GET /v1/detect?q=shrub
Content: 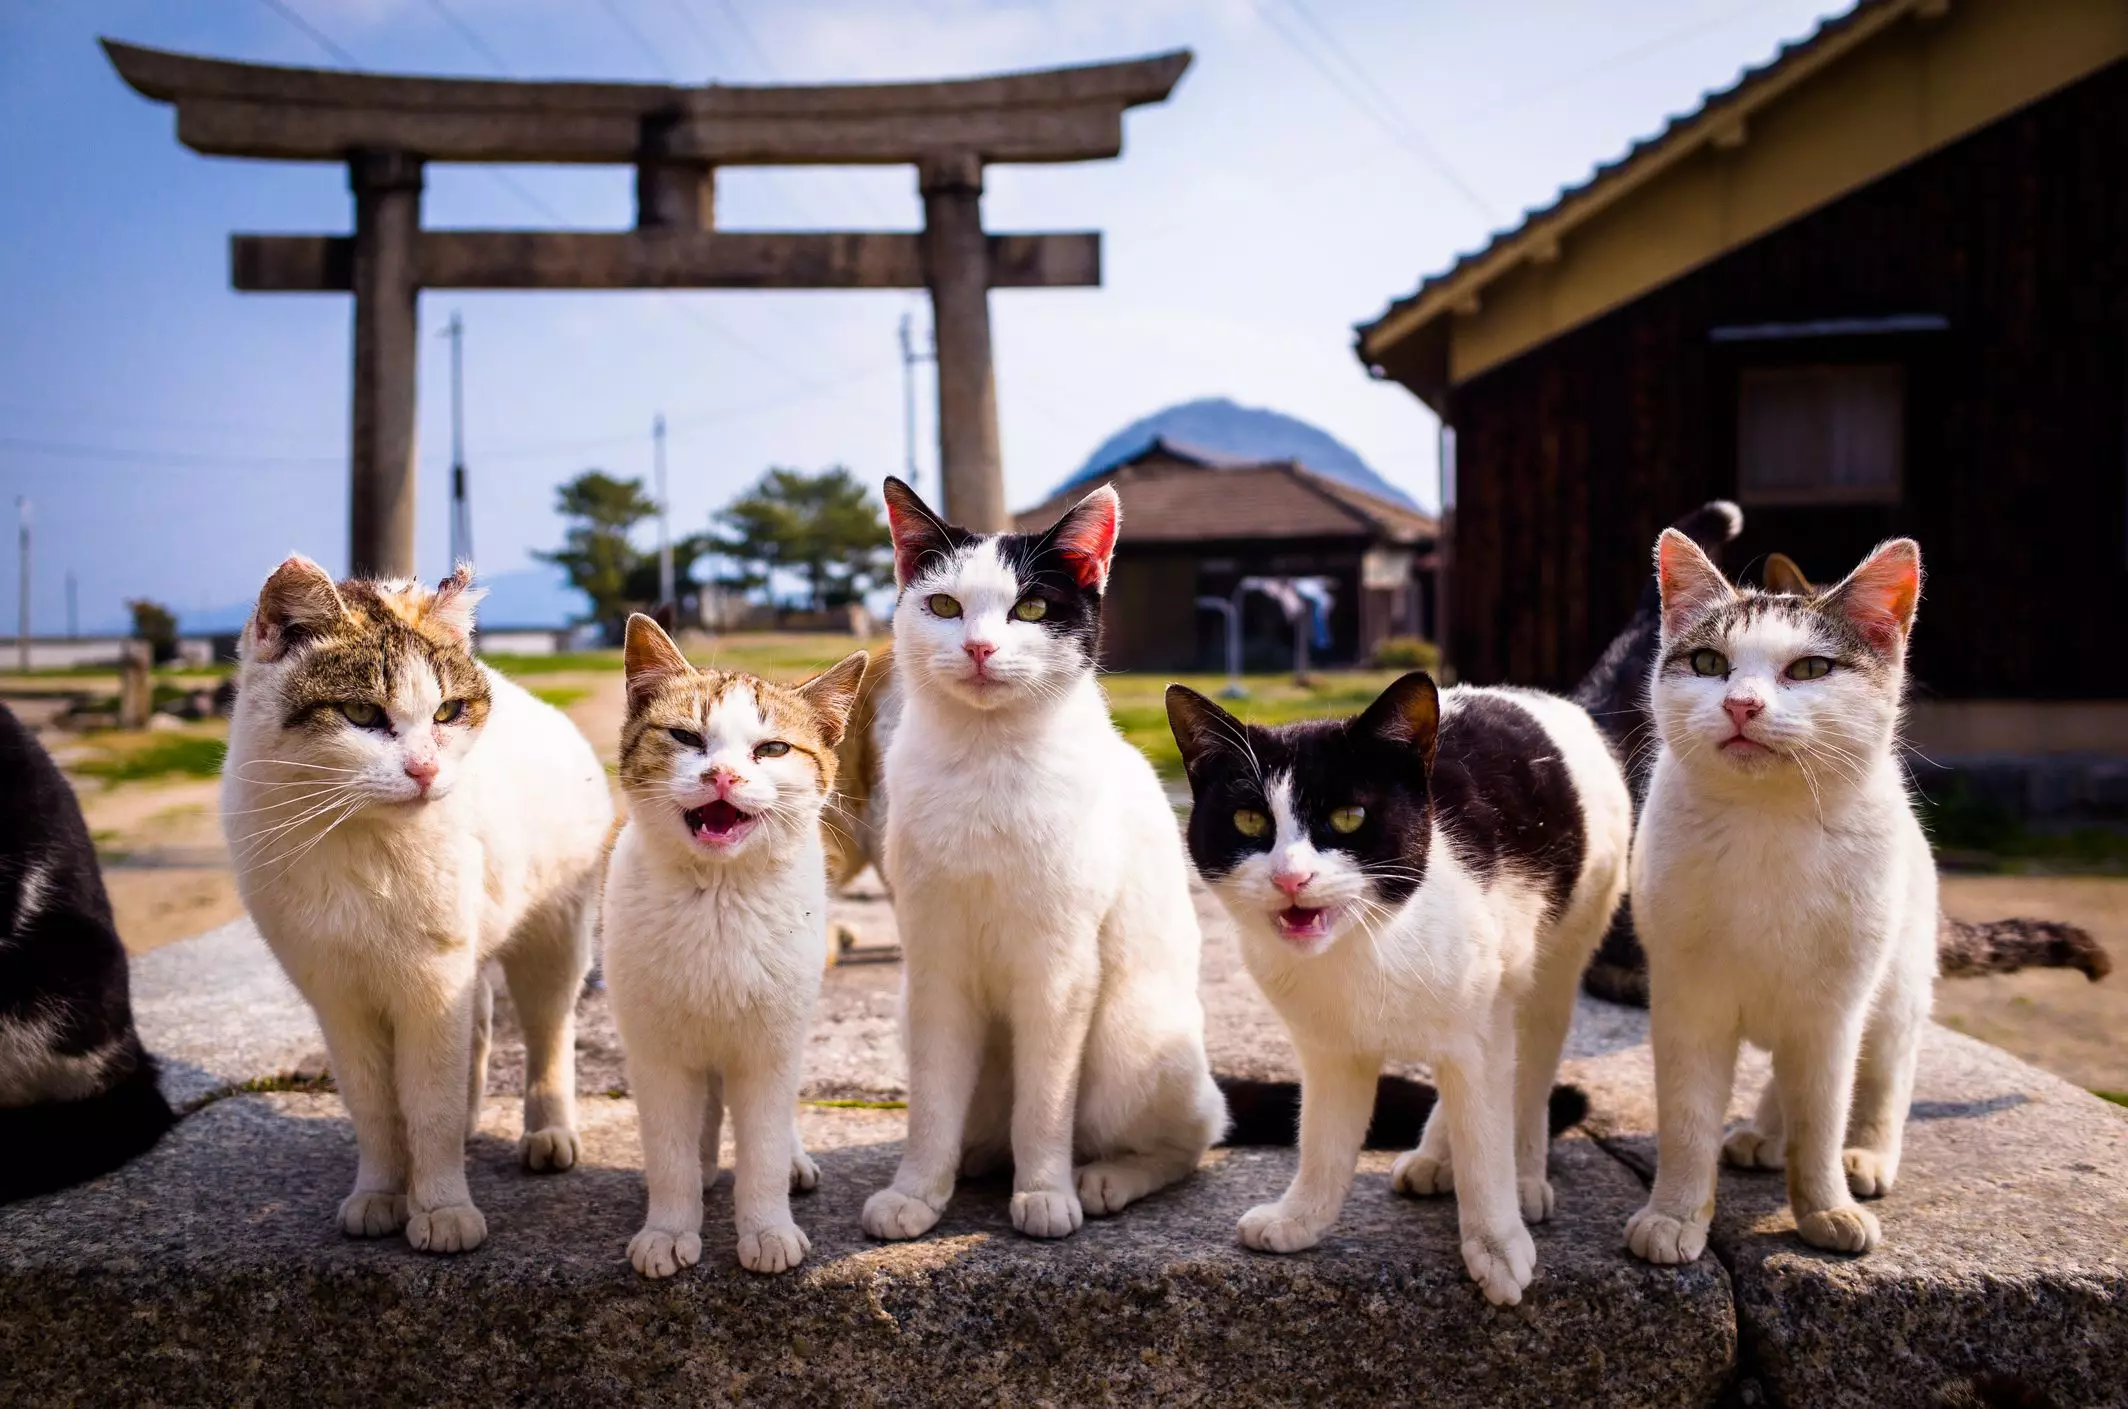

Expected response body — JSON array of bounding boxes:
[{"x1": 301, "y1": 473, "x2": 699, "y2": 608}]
[{"x1": 1370, "y1": 636, "x2": 1441, "y2": 672}]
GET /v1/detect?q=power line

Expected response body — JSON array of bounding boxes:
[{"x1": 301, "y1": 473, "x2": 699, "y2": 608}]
[
  {"x1": 660, "y1": 0, "x2": 730, "y2": 73},
  {"x1": 422, "y1": 0, "x2": 514, "y2": 76},
  {"x1": 255, "y1": 0, "x2": 359, "y2": 66},
  {"x1": 593, "y1": 0, "x2": 674, "y2": 78}
]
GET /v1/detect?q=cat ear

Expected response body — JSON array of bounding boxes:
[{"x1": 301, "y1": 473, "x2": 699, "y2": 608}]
[
  {"x1": 1045, "y1": 486, "x2": 1121, "y2": 591},
  {"x1": 424, "y1": 562, "x2": 486, "y2": 645},
  {"x1": 1352, "y1": 671, "x2": 1440, "y2": 773},
  {"x1": 248, "y1": 554, "x2": 346, "y2": 662},
  {"x1": 1165, "y1": 684, "x2": 1247, "y2": 787},
  {"x1": 1762, "y1": 552, "x2": 1814, "y2": 596},
  {"x1": 797, "y1": 650, "x2": 868, "y2": 748},
  {"x1": 623, "y1": 613, "x2": 692, "y2": 711},
  {"x1": 1656, "y1": 527, "x2": 1735, "y2": 636},
  {"x1": 882, "y1": 476, "x2": 957, "y2": 589},
  {"x1": 1821, "y1": 539, "x2": 1921, "y2": 654}
]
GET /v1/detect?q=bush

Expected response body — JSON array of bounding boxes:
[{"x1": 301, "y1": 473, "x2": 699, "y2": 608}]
[{"x1": 1370, "y1": 636, "x2": 1441, "y2": 672}]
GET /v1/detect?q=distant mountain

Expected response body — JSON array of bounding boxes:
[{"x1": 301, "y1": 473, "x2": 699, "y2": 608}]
[{"x1": 1060, "y1": 398, "x2": 1418, "y2": 508}]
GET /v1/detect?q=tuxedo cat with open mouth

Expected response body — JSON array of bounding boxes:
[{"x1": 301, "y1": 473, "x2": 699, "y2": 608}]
[{"x1": 1169, "y1": 675, "x2": 1631, "y2": 1305}]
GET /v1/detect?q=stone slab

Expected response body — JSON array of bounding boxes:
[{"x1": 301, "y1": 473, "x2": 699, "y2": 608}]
[
  {"x1": 0, "y1": 1094, "x2": 1732, "y2": 1407},
  {"x1": 127, "y1": 917, "x2": 323, "y2": 1108}
]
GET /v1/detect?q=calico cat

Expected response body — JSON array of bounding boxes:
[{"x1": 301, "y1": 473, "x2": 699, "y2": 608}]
[
  {"x1": 1626, "y1": 534, "x2": 1936, "y2": 1262},
  {"x1": 0, "y1": 704, "x2": 175, "y2": 1201},
  {"x1": 860, "y1": 476, "x2": 1226, "y2": 1243},
  {"x1": 221, "y1": 558, "x2": 611, "y2": 1253},
  {"x1": 1168, "y1": 674, "x2": 1632, "y2": 1306},
  {"x1": 601, "y1": 616, "x2": 866, "y2": 1278}
]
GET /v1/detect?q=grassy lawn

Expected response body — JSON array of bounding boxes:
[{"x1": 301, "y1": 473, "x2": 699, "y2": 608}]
[
  {"x1": 71, "y1": 728, "x2": 229, "y2": 784},
  {"x1": 484, "y1": 633, "x2": 877, "y2": 680},
  {"x1": 1106, "y1": 670, "x2": 1405, "y2": 778}
]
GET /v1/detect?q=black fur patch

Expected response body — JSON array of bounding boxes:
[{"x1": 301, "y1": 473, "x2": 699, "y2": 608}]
[{"x1": 990, "y1": 530, "x2": 1104, "y2": 667}]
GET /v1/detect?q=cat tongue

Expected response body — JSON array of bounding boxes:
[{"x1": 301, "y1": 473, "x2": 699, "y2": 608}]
[
  {"x1": 692, "y1": 799, "x2": 751, "y2": 839},
  {"x1": 1276, "y1": 906, "x2": 1331, "y2": 940}
]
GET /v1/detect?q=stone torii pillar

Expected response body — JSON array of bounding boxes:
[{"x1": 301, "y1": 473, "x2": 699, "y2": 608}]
[{"x1": 104, "y1": 40, "x2": 1192, "y2": 572}]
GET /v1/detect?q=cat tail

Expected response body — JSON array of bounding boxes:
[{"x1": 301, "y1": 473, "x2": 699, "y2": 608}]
[
  {"x1": 1938, "y1": 914, "x2": 2112, "y2": 982},
  {"x1": 0, "y1": 1047, "x2": 176, "y2": 1203},
  {"x1": 1215, "y1": 1074, "x2": 1589, "y2": 1149}
]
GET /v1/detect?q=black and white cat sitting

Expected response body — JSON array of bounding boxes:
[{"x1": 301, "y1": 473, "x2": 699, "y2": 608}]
[{"x1": 0, "y1": 704, "x2": 174, "y2": 1201}]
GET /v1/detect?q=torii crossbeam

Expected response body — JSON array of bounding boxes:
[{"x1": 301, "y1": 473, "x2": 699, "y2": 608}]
[{"x1": 104, "y1": 39, "x2": 1190, "y2": 576}]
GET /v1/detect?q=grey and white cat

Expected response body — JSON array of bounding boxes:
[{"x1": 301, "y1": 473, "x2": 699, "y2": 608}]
[{"x1": 1626, "y1": 533, "x2": 1936, "y2": 1262}]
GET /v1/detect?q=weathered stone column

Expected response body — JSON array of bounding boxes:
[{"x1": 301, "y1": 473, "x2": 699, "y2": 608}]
[
  {"x1": 348, "y1": 150, "x2": 423, "y2": 578},
  {"x1": 919, "y1": 153, "x2": 1007, "y2": 532}
]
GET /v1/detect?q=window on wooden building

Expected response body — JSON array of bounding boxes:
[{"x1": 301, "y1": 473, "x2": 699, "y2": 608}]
[{"x1": 1736, "y1": 364, "x2": 1903, "y2": 505}]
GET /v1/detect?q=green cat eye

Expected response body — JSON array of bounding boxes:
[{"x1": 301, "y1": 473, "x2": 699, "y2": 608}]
[
  {"x1": 1689, "y1": 649, "x2": 1730, "y2": 678},
  {"x1": 1233, "y1": 808, "x2": 1269, "y2": 839},
  {"x1": 1785, "y1": 656, "x2": 1834, "y2": 681},
  {"x1": 433, "y1": 700, "x2": 465, "y2": 724},
  {"x1": 339, "y1": 701, "x2": 385, "y2": 729},
  {"x1": 1012, "y1": 597, "x2": 1048, "y2": 622},
  {"x1": 927, "y1": 594, "x2": 962, "y2": 619},
  {"x1": 1330, "y1": 806, "x2": 1365, "y2": 834},
  {"x1": 754, "y1": 740, "x2": 791, "y2": 759}
]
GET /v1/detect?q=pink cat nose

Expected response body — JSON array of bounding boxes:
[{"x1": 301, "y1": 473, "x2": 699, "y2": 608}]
[
  {"x1": 404, "y1": 757, "x2": 439, "y2": 790},
  {"x1": 964, "y1": 640, "x2": 997, "y2": 667},
  {"x1": 1723, "y1": 697, "x2": 1763, "y2": 730},
  {"x1": 702, "y1": 766, "x2": 739, "y2": 796},
  {"x1": 1272, "y1": 869, "x2": 1314, "y2": 899}
]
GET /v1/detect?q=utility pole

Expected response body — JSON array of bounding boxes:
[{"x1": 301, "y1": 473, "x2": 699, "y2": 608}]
[
  {"x1": 442, "y1": 311, "x2": 473, "y2": 568},
  {"x1": 898, "y1": 311, "x2": 935, "y2": 497},
  {"x1": 653, "y1": 413, "x2": 674, "y2": 616},
  {"x1": 65, "y1": 571, "x2": 77, "y2": 640},
  {"x1": 15, "y1": 498, "x2": 28, "y2": 673}
]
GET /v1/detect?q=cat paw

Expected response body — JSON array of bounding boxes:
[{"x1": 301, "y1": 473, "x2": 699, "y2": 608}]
[
  {"x1": 1843, "y1": 1149, "x2": 1896, "y2": 1199},
  {"x1": 1518, "y1": 1176, "x2": 1556, "y2": 1224},
  {"x1": 520, "y1": 1125, "x2": 579, "y2": 1173},
  {"x1": 1796, "y1": 1204, "x2": 1881, "y2": 1254},
  {"x1": 338, "y1": 1190, "x2": 408, "y2": 1238},
  {"x1": 790, "y1": 1148, "x2": 821, "y2": 1193},
  {"x1": 1462, "y1": 1224, "x2": 1537, "y2": 1306},
  {"x1": 1237, "y1": 1201, "x2": 1324, "y2": 1254},
  {"x1": 861, "y1": 1188, "x2": 942, "y2": 1241},
  {"x1": 628, "y1": 1227, "x2": 701, "y2": 1279},
  {"x1": 1625, "y1": 1205, "x2": 1706, "y2": 1265},
  {"x1": 737, "y1": 1223, "x2": 811, "y2": 1274},
  {"x1": 1010, "y1": 1188, "x2": 1084, "y2": 1239},
  {"x1": 406, "y1": 1202, "x2": 487, "y2": 1254},
  {"x1": 1077, "y1": 1161, "x2": 1154, "y2": 1217},
  {"x1": 1722, "y1": 1129, "x2": 1785, "y2": 1171},
  {"x1": 1389, "y1": 1150, "x2": 1454, "y2": 1197}
]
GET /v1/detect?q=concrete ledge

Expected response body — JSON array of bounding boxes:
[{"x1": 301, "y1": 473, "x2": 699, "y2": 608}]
[{"x1": 0, "y1": 1096, "x2": 1732, "y2": 1406}]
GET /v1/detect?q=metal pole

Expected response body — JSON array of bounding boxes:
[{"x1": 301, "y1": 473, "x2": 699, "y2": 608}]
[
  {"x1": 15, "y1": 497, "x2": 27, "y2": 673},
  {"x1": 443, "y1": 310, "x2": 472, "y2": 568},
  {"x1": 65, "y1": 571, "x2": 77, "y2": 640},
  {"x1": 898, "y1": 311, "x2": 934, "y2": 497},
  {"x1": 1196, "y1": 596, "x2": 1243, "y2": 699},
  {"x1": 654, "y1": 412, "x2": 674, "y2": 614}
]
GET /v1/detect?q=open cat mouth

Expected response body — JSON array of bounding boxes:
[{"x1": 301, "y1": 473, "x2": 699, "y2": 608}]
[
  {"x1": 684, "y1": 799, "x2": 756, "y2": 847},
  {"x1": 1274, "y1": 906, "x2": 1336, "y2": 943}
]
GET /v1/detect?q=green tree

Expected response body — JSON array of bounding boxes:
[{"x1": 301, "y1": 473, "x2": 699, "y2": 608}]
[
  {"x1": 127, "y1": 598, "x2": 178, "y2": 665},
  {"x1": 711, "y1": 467, "x2": 891, "y2": 612},
  {"x1": 535, "y1": 470, "x2": 660, "y2": 637}
]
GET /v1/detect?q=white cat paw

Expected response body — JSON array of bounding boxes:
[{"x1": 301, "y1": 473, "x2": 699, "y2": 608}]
[
  {"x1": 1842, "y1": 1149, "x2": 1896, "y2": 1199},
  {"x1": 790, "y1": 1148, "x2": 821, "y2": 1193},
  {"x1": 1389, "y1": 1150, "x2": 1454, "y2": 1197},
  {"x1": 861, "y1": 1188, "x2": 942, "y2": 1241},
  {"x1": 406, "y1": 1202, "x2": 487, "y2": 1254},
  {"x1": 1237, "y1": 1202, "x2": 1324, "y2": 1254},
  {"x1": 1462, "y1": 1224, "x2": 1537, "y2": 1306},
  {"x1": 628, "y1": 1227, "x2": 702, "y2": 1279},
  {"x1": 1076, "y1": 1161, "x2": 1153, "y2": 1217},
  {"x1": 1796, "y1": 1204, "x2": 1881, "y2": 1254},
  {"x1": 1010, "y1": 1188, "x2": 1084, "y2": 1239},
  {"x1": 1722, "y1": 1129, "x2": 1785, "y2": 1171},
  {"x1": 737, "y1": 1223, "x2": 811, "y2": 1274},
  {"x1": 1625, "y1": 1205, "x2": 1706, "y2": 1265},
  {"x1": 520, "y1": 1125, "x2": 579, "y2": 1173},
  {"x1": 338, "y1": 1190, "x2": 408, "y2": 1238},
  {"x1": 1518, "y1": 1176, "x2": 1556, "y2": 1224}
]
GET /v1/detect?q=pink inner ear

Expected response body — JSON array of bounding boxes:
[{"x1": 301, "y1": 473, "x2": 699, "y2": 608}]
[
  {"x1": 1055, "y1": 500, "x2": 1118, "y2": 589},
  {"x1": 1840, "y1": 556, "x2": 1919, "y2": 652},
  {"x1": 886, "y1": 499, "x2": 928, "y2": 584}
]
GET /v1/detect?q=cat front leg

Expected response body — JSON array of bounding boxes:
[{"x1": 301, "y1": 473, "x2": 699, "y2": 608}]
[
  {"x1": 863, "y1": 964, "x2": 984, "y2": 1240},
  {"x1": 1238, "y1": 1043, "x2": 1376, "y2": 1254},
  {"x1": 313, "y1": 998, "x2": 409, "y2": 1238},
  {"x1": 627, "y1": 1055, "x2": 707, "y2": 1278},
  {"x1": 1436, "y1": 1012, "x2": 1535, "y2": 1306},
  {"x1": 1843, "y1": 959, "x2": 1928, "y2": 1199},
  {"x1": 1722, "y1": 1077, "x2": 1786, "y2": 1171},
  {"x1": 1627, "y1": 995, "x2": 1740, "y2": 1267},
  {"x1": 501, "y1": 899, "x2": 594, "y2": 1173},
  {"x1": 727, "y1": 1058, "x2": 812, "y2": 1274},
  {"x1": 1775, "y1": 1017, "x2": 1881, "y2": 1254},
  {"x1": 1005, "y1": 949, "x2": 1100, "y2": 1239},
  {"x1": 1390, "y1": 1100, "x2": 1454, "y2": 1197},
  {"x1": 394, "y1": 970, "x2": 487, "y2": 1254}
]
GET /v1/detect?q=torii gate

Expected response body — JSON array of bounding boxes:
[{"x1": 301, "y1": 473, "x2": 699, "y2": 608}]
[{"x1": 104, "y1": 39, "x2": 1190, "y2": 576}]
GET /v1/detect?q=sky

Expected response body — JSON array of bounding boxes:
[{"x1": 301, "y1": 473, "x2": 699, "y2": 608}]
[{"x1": 0, "y1": 0, "x2": 1848, "y2": 632}]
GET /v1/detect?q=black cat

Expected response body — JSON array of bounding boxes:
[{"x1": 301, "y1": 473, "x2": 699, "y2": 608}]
[{"x1": 0, "y1": 704, "x2": 175, "y2": 1201}]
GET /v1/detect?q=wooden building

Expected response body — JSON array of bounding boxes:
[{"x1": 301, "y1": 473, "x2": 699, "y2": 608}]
[
  {"x1": 1014, "y1": 438, "x2": 1438, "y2": 671},
  {"x1": 1356, "y1": 0, "x2": 2128, "y2": 757}
]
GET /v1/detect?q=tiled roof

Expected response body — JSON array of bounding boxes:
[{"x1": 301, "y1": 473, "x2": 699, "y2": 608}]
[{"x1": 1015, "y1": 449, "x2": 1436, "y2": 545}]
